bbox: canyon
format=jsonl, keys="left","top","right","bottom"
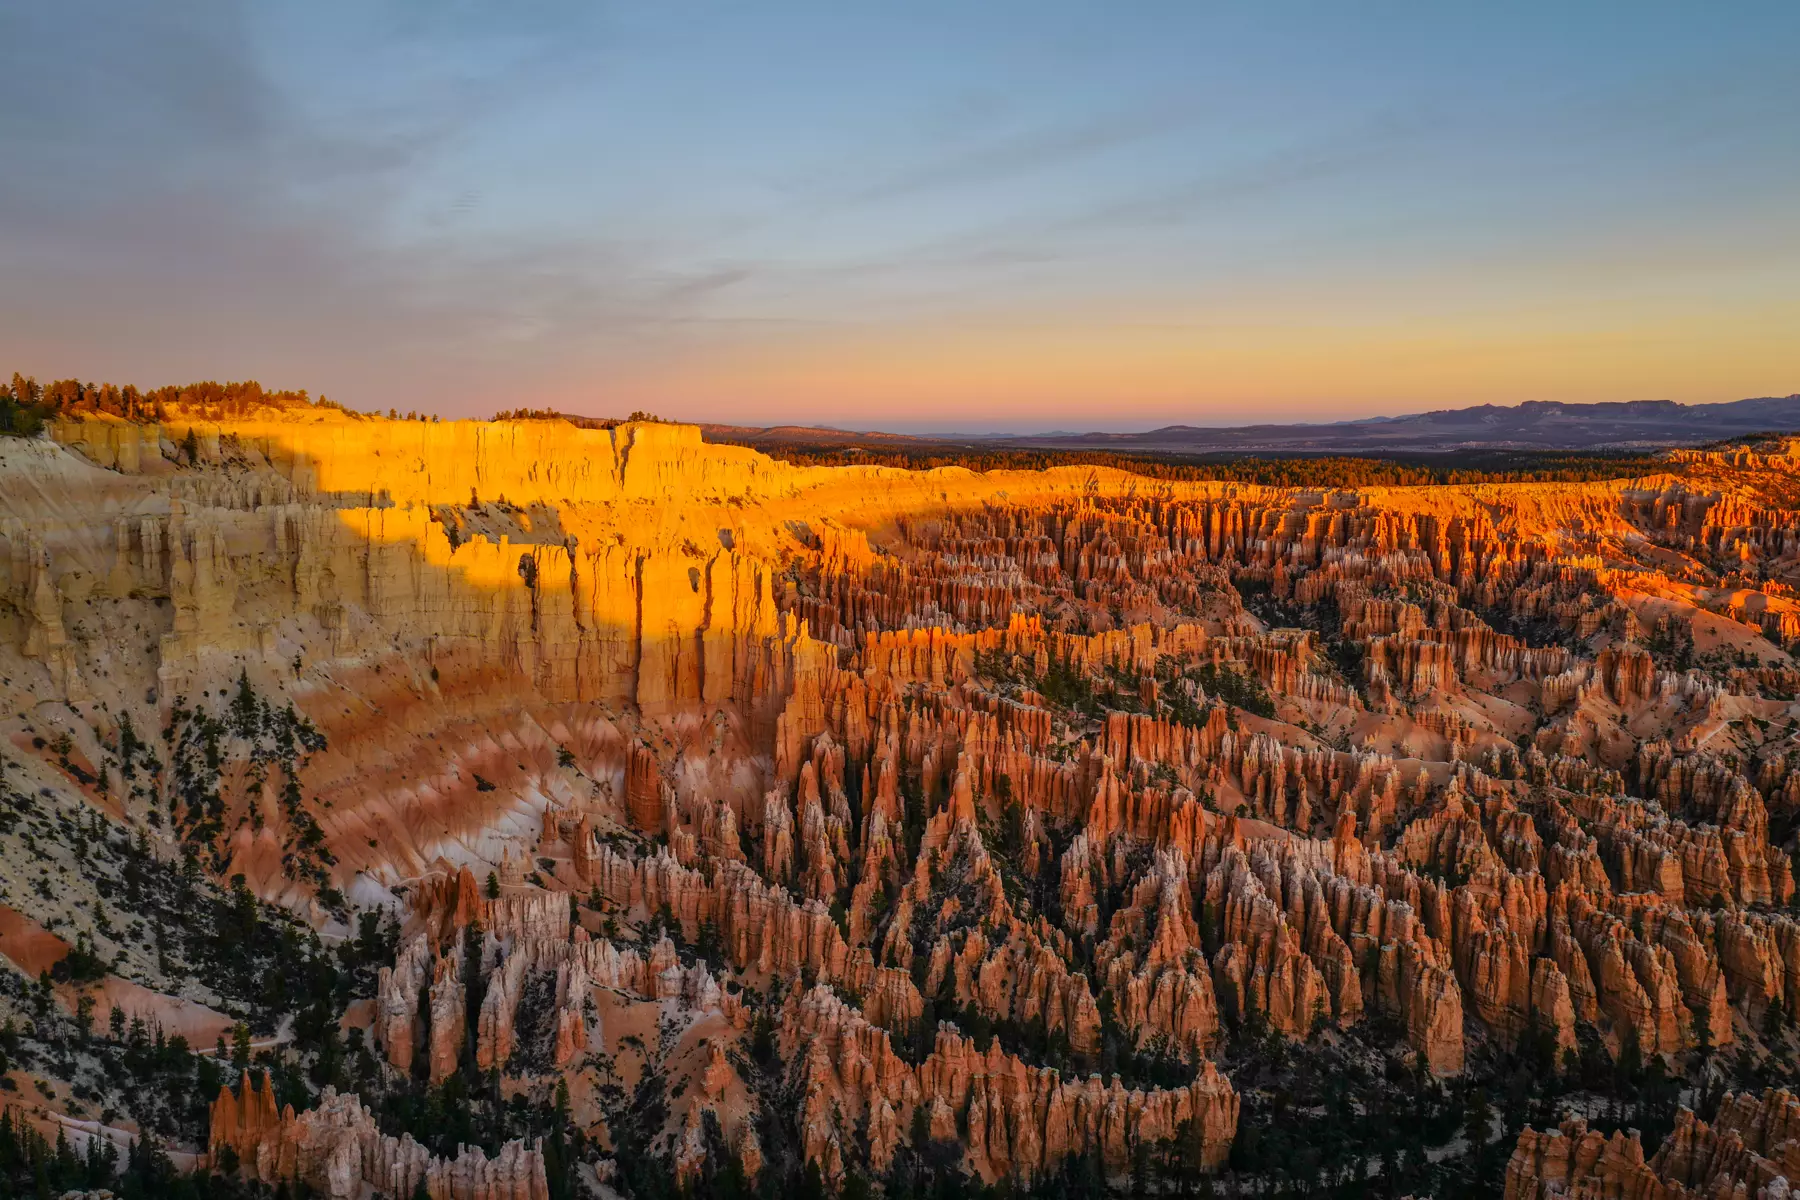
{"left": 3, "top": 403, "right": 1800, "bottom": 1196}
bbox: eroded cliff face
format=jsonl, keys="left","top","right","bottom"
{"left": 6, "top": 411, "right": 1800, "bottom": 1193}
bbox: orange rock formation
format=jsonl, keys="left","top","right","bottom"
{"left": 7, "top": 411, "right": 1800, "bottom": 1190}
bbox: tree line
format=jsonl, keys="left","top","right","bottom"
{"left": 491, "top": 407, "right": 672, "bottom": 428}
{"left": 1, "top": 372, "right": 342, "bottom": 437}
{"left": 707, "top": 437, "right": 1682, "bottom": 488}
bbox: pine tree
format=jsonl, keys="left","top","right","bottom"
{"left": 232, "top": 1021, "right": 252, "bottom": 1069}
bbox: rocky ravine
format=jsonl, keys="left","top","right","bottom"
{"left": 3, "top": 406, "right": 1800, "bottom": 1197}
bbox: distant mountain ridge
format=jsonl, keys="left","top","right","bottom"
{"left": 705, "top": 394, "right": 1800, "bottom": 455}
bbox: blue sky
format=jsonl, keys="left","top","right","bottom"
{"left": 2, "top": 1, "right": 1796, "bottom": 431}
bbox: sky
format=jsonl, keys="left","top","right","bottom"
{"left": 2, "top": 2, "right": 1797, "bottom": 433}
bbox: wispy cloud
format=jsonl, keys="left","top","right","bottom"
{"left": 831, "top": 101, "right": 1199, "bottom": 208}
{"left": 0, "top": 0, "right": 755, "bottom": 405}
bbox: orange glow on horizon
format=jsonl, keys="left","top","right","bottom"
{"left": 563, "top": 297, "right": 1800, "bottom": 429}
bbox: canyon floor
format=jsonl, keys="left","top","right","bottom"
{"left": 3, "top": 407, "right": 1800, "bottom": 1198}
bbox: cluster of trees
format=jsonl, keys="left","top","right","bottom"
{"left": 973, "top": 647, "right": 1099, "bottom": 717}
{"left": 296, "top": 917, "right": 587, "bottom": 1198}
{"left": 1187, "top": 664, "right": 1276, "bottom": 720}
{"left": 0, "top": 1107, "right": 269, "bottom": 1200}
{"left": 0, "top": 787, "right": 420, "bottom": 1192}
{"left": 491, "top": 407, "right": 671, "bottom": 427}
{"left": 100, "top": 818, "right": 346, "bottom": 1037}
{"left": 1, "top": 372, "right": 338, "bottom": 436}
{"left": 974, "top": 644, "right": 1273, "bottom": 741}
{"left": 0, "top": 944, "right": 341, "bottom": 1198}
{"left": 160, "top": 676, "right": 334, "bottom": 897}
{"left": 0, "top": 752, "right": 360, "bottom": 1042}
{"left": 711, "top": 436, "right": 1679, "bottom": 488}
{"left": 367, "top": 1070, "right": 584, "bottom": 1200}
{"left": 1645, "top": 619, "right": 1699, "bottom": 671}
